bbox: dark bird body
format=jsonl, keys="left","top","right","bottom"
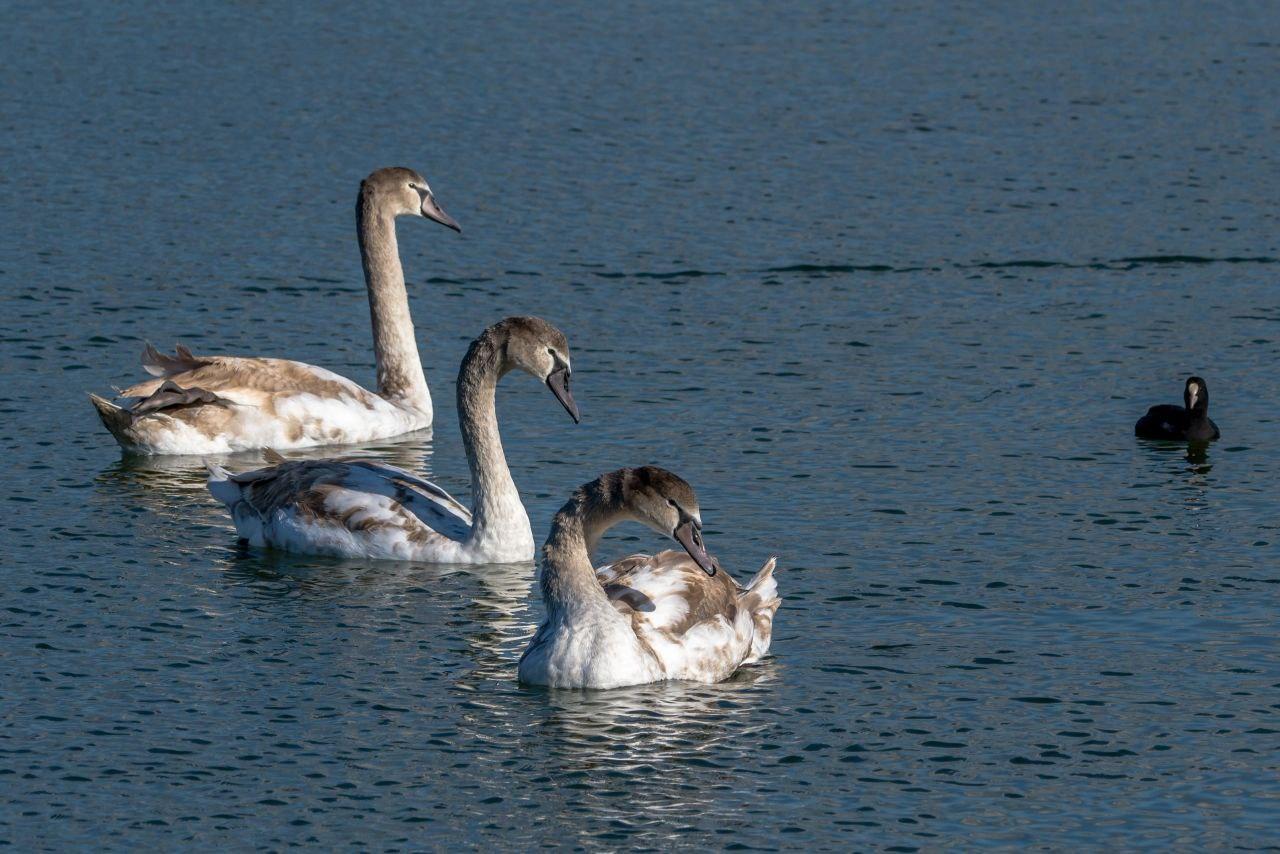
{"left": 1134, "top": 376, "right": 1219, "bottom": 441}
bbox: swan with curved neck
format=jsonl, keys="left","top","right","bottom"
{"left": 519, "top": 467, "right": 780, "bottom": 688}
{"left": 207, "top": 316, "right": 580, "bottom": 564}
{"left": 90, "top": 166, "right": 459, "bottom": 455}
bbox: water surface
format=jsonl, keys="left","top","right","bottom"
{"left": 2, "top": 1, "right": 1278, "bottom": 848}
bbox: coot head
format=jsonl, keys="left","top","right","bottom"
{"left": 1184, "top": 376, "right": 1209, "bottom": 413}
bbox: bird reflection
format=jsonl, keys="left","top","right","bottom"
{"left": 93, "top": 428, "right": 436, "bottom": 528}
{"left": 461, "top": 561, "right": 540, "bottom": 662}
{"left": 218, "top": 550, "right": 534, "bottom": 606}
{"left": 1136, "top": 439, "right": 1212, "bottom": 474}
{"left": 463, "top": 663, "right": 778, "bottom": 766}
{"left": 1184, "top": 441, "right": 1210, "bottom": 469}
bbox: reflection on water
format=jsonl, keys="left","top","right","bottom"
{"left": 456, "top": 659, "right": 782, "bottom": 844}
{"left": 220, "top": 549, "right": 537, "bottom": 664}
{"left": 534, "top": 667, "right": 777, "bottom": 762}
{"left": 103, "top": 427, "right": 436, "bottom": 477}
{"left": 1184, "top": 441, "right": 1211, "bottom": 468}
{"left": 1136, "top": 438, "right": 1213, "bottom": 473}
{"left": 92, "top": 429, "right": 437, "bottom": 524}
{"left": 220, "top": 551, "right": 531, "bottom": 611}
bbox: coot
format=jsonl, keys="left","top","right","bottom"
{"left": 1134, "top": 376, "right": 1219, "bottom": 441}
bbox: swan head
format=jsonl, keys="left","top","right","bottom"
{"left": 622, "top": 466, "right": 716, "bottom": 576}
{"left": 1184, "top": 376, "right": 1208, "bottom": 413}
{"left": 361, "top": 166, "right": 460, "bottom": 232}
{"left": 497, "top": 316, "right": 579, "bottom": 423}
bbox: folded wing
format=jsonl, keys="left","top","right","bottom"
{"left": 596, "top": 550, "right": 780, "bottom": 680}
{"left": 210, "top": 458, "right": 472, "bottom": 556}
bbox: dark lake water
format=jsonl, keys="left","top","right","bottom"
{"left": 3, "top": 1, "right": 1279, "bottom": 848}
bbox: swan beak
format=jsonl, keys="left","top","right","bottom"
{"left": 421, "top": 193, "right": 461, "bottom": 232}
{"left": 546, "top": 368, "right": 579, "bottom": 423}
{"left": 674, "top": 520, "right": 716, "bottom": 576}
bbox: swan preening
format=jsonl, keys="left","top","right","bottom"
{"left": 1134, "top": 376, "right": 1220, "bottom": 441}
{"left": 207, "top": 316, "right": 579, "bottom": 564}
{"left": 518, "top": 467, "right": 780, "bottom": 689}
{"left": 90, "top": 167, "right": 459, "bottom": 455}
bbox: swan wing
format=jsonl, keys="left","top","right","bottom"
{"left": 597, "top": 550, "right": 741, "bottom": 632}
{"left": 99, "top": 346, "right": 419, "bottom": 453}
{"left": 215, "top": 458, "right": 472, "bottom": 554}
{"left": 120, "top": 347, "right": 378, "bottom": 408}
{"left": 595, "top": 550, "right": 768, "bottom": 681}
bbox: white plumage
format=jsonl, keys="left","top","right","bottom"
{"left": 93, "top": 352, "right": 431, "bottom": 455}
{"left": 90, "top": 166, "right": 459, "bottom": 455}
{"left": 518, "top": 467, "right": 781, "bottom": 689}
{"left": 206, "top": 317, "right": 579, "bottom": 565}
{"left": 207, "top": 457, "right": 497, "bottom": 561}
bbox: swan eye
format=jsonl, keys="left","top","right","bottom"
{"left": 667, "top": 499, "right": 678, "bottom": 509}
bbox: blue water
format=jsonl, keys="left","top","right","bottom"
{"left": 2, "top": 1, "right": 1278, "bottom": 848}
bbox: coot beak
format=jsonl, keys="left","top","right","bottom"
{"left": 546, "top": 368, "right": 579, "bottom": 423}
{"left": 421, "top": 192, "right": 461, "bottom": 232}
{"left": 674, "top": 520, "right": 716, "bottom": 576}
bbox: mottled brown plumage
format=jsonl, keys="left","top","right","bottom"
{"left": 519, "top": 467, "right": 780, "bottom": 688}
{"left": 90, "top": 166, "right": 460, "bottom": 454}
{"left": 206, "top": 316, "right": 579, "bottom": 564}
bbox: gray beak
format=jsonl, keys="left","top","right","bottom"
{"left": 421, "top": 192, "right": 461, "bottom": 232}
{"left": 546, "top": 368, "right": 580, "bottom": 423}
{"left": 673, "top": 519, "right": 716, "bottom": 576}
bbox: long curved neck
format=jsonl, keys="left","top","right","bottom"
{"left": 540, "top": 478, "right": 628, "bottom": 617}
{"left": 357, "top": 197, "right": 430, "bottom": 411}
{"left": 457, "top": 335, "right": 530, "bottom": 554}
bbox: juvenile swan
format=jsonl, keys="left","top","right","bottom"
{"left": 518, "top": 467, "right": 780, "bottom": 689}
{"left": 1134, "top": 376, "right": 1220, "bottom": 441}
{"left": 90, "top": 167, "right": 460, "bottom": 454}
{"left": 207, "top": 317, "right": 579, "bottom": 564}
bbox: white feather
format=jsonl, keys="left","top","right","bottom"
{"left": 520, "top": 551, "right": 780, "bottom": 688}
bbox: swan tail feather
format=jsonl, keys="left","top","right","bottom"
{"left": 89, "top": 393, "right": 134, "bottom": 443}
{"left": 141, "top": 342, "right": 204, "bottom": 378}
{"left": 740, "top": 557, "right": 780, "bottom": 664}
{"left": 206, "top": 461, "right": 242, "bottom": 507}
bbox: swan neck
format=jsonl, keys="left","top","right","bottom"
{"left": 457, "top": 337, "right": 529, "bottom": 552}
{"left": 358, "top": 197, "right": 429, "bottom": 410}
{"left": 540, "top": 486, "right": 627, "bottom": 615}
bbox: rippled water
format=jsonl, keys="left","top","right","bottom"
{"left": 3, "top": 1, "right": 1279, "bottom": 848}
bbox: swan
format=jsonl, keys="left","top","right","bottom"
{"left": 1134, "top": 376, "right": 1220, "bottom": 441}
{"left": 206, "top": 316, "right": 579, "bottom": 564}
{"left": 89, "top": 166, "right": 460, "bottom": 455}
{"left": 518, "top": 466, "right": 780, "bottom": 689}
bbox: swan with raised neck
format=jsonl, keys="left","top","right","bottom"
{"left": 519, "top": 467, "right": 780, "bottom": 688}
{"left": 90, "top": 166, "right": 460, "bottom": 455}
{"left": 207, "top": 316, "right": 580, "bottom": 564}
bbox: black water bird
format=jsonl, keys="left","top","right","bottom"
{"left": 1134, "top": 376, "right": 1219, "bottom": 441}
